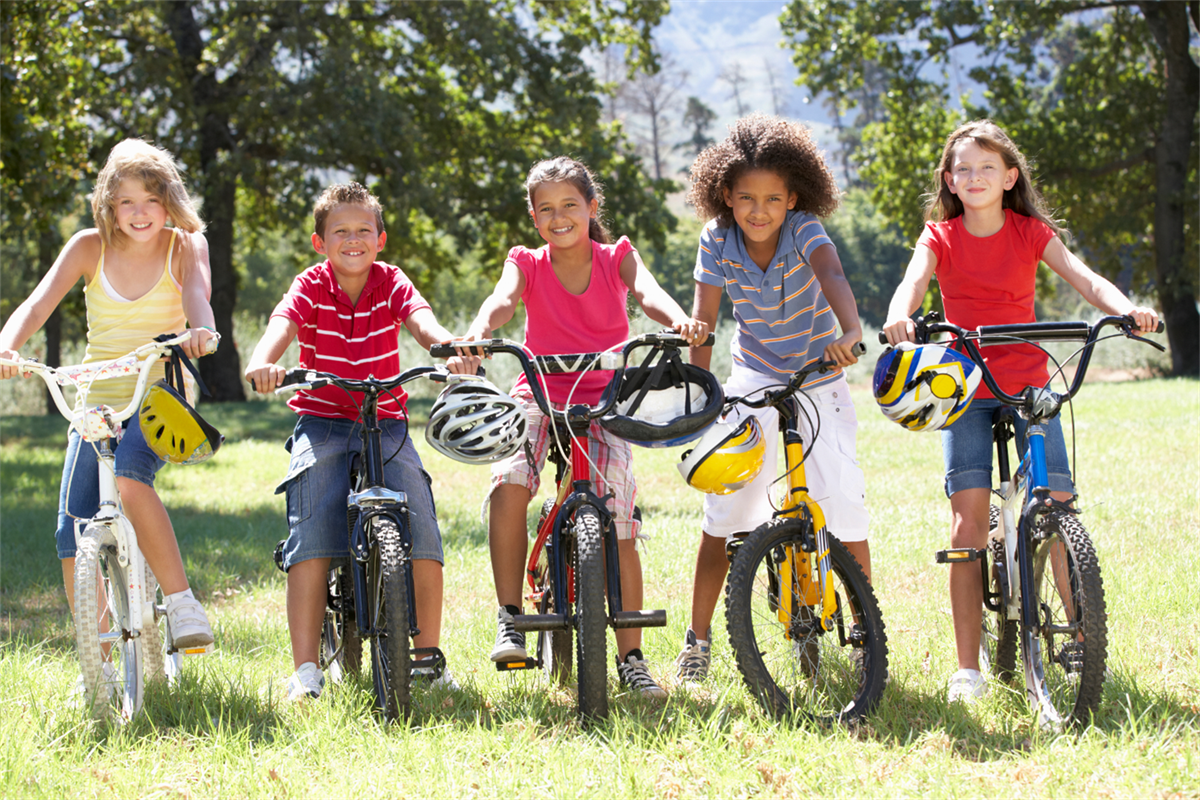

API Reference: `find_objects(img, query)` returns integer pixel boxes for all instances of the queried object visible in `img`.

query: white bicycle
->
[1,332,216,720]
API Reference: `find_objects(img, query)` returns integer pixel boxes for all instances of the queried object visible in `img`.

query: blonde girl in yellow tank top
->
[0,138,220,658]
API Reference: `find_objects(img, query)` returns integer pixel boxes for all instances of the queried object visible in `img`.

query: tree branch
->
[1044,147,1154,180]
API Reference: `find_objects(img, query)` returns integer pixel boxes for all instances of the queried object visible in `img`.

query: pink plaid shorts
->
[489,390,640,540]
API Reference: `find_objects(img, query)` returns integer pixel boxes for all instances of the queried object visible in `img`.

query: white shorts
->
[703,363,869,542]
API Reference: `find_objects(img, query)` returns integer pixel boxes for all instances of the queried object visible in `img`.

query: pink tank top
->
[511,237,634,404]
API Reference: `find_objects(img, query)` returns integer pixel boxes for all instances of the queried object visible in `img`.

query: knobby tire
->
[535,498,572,685]
[74,523,144,721]
[369,518,411,721]
[982,505,1018,683]
[572,504,608,721]
[725,518,887,724]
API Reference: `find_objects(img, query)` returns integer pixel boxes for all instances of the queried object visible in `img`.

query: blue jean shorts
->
[274,415,443,570]
[55,421,165,559]
[941,398,1075,498]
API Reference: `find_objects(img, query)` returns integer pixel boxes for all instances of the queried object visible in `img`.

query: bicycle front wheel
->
[725,518,887,724]
[572,504,608,721]
[1023,510,1106,728]
[74,523,144,720]
[368,518,411,721]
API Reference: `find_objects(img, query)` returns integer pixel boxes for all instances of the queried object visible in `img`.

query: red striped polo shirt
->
[271,260,431,420]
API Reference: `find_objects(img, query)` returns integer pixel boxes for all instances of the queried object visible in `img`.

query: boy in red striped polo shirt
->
[245,182,473,701]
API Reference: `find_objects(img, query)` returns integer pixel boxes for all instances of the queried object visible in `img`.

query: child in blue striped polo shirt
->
[675,114,871,684]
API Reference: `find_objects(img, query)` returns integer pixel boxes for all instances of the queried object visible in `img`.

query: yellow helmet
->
[139,380,223,465]
[677,415,764,494]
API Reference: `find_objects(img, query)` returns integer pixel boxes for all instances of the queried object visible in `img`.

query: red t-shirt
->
[510,237,634,405]
[917,210,1057,399]
[271,260,431,419]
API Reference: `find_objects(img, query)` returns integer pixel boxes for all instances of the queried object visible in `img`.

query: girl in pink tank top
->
[461,157,708,696]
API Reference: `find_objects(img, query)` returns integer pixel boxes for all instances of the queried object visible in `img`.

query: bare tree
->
[763,58,785,116]
[621,54,688,181]
[718,61,748,115]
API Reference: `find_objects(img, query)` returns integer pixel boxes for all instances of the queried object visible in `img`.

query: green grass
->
[1,378,1197,799]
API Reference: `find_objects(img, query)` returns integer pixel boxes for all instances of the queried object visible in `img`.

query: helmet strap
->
[154,334,213,398]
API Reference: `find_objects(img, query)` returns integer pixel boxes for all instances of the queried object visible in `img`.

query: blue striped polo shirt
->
[694,209,841,387]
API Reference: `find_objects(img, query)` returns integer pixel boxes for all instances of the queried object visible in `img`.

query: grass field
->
[1,373,1197,799]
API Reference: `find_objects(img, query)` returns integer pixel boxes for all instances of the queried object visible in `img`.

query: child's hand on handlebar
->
[245,362,287,394]
[824,331,864,367]
[882,316,917,346]
[0,348,27,380]
[1126,306,1159,334]
[673,317,710,346]
[444,334,483,375]
[182,327,220,360]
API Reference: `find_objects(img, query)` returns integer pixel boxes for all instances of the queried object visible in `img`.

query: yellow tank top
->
[82,229,188,409]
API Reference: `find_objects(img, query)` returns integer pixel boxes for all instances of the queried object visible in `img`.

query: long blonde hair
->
[925,120,1061,235]
[91,139,205,247]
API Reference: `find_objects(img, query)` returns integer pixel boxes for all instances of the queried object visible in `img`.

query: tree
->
[620,54,688,181]
[1,2,116,409]
[781,0,1199,375]
[674,96,718,170]
[20,0,671,400]
[718,61,749,116]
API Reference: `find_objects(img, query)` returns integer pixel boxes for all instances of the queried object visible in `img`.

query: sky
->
[618,1,841,183]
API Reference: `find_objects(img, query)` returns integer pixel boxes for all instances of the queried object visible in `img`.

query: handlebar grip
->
[852,341,866,356]
[1154,320,1165,334]
[430,343,456,359]
[700,332,715,347]
[878,331,888,345]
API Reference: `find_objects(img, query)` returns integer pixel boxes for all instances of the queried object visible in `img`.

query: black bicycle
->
[271,365,450,721]
[433,331,715,720]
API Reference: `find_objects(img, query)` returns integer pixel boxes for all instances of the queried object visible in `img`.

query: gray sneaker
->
[675,627,711,684]
[285,662,325,701]
[617,650,667,699]
[490,606,528,662]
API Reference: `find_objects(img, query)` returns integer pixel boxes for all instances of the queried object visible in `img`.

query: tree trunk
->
[39,226,61,414]
[198,163,245,401]
[1141,1,1200,376]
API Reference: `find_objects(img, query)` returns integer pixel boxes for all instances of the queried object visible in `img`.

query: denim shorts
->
[274,415,443,570]
[55,421,164,559]
[941,398,1075,498]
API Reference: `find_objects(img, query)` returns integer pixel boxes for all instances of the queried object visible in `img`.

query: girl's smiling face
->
[113,178,169,243]
[723,168,797,257]
[530,180,596,250]
[944,138,1018,213]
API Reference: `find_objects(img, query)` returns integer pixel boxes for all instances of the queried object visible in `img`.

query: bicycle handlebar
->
[727,341,867,410]
[0,331,217,429]
[429,330,714,423]
[877,313,1165,409]
[270,364,447,397]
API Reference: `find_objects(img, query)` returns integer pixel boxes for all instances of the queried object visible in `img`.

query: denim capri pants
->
[274,415,443,570]
[55,420,165,559]
[941,398,1075,498]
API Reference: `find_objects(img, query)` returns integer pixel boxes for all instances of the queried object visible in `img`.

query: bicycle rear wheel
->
[725,518,887,724]
[322,566,362,683]
[74,523,144,720]
[534,498,572,685]
[1023,510,1106,728]
[981,505,1018,683]
[368,518,411,721]
[572,504,608,721]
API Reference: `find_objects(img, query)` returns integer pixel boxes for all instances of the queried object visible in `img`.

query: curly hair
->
[313,181,385,239]
[687,114,840,227]
[925,119,1062,235]
[91,139,204,248]
[524,156,612,244]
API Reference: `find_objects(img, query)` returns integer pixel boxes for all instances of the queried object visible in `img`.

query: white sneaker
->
[285,662,325,701]
[490,606,528,662]
[166,595,214,649]
[947,668,987,705]
[414,656,461,692]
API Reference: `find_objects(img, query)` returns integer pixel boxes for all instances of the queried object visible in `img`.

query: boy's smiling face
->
[723,168,797,265]
[312,202,386,293]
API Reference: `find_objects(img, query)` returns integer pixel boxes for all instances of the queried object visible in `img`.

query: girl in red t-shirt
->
[882,120,1158,705]
[463,157,707,698]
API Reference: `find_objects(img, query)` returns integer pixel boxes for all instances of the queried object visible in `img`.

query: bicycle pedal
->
[935,548,986,564]
[495,658,538,672]
[174,643,214,657]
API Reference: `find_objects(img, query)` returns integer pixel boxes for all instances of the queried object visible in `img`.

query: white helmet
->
[873,342,981,432]
[425,375,528,464]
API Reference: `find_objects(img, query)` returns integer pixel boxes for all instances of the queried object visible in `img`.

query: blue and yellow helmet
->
[873,343,981,432]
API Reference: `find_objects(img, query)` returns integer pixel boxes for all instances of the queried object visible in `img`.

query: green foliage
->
[780,0,1198,369]
[822,188,911,327]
